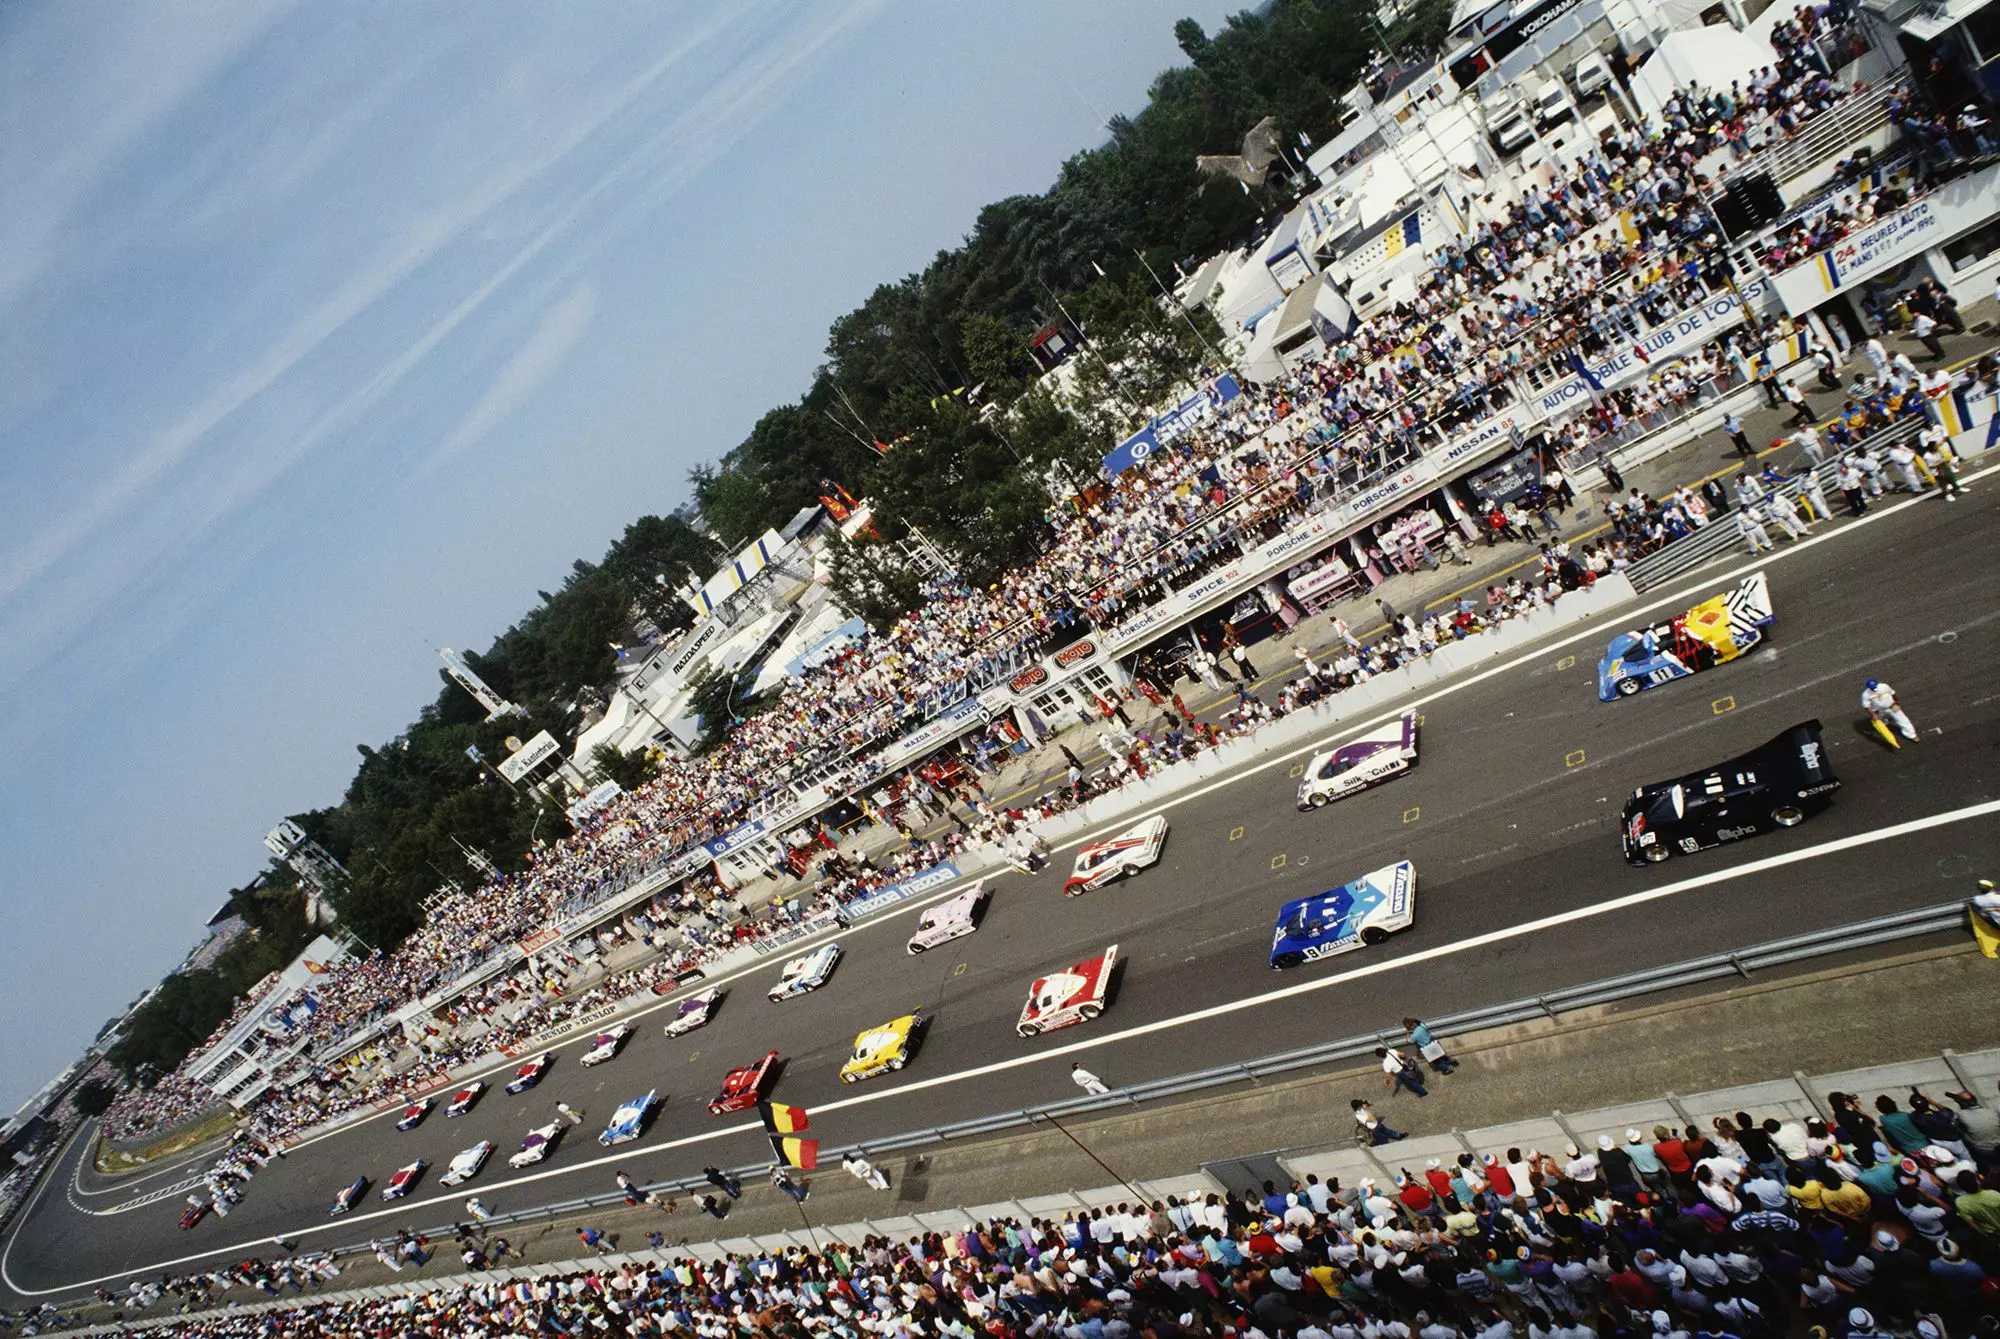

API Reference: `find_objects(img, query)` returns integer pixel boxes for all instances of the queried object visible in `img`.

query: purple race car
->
[1296,711,1418,810]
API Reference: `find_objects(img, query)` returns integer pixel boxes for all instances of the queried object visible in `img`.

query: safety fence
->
[1623,415,1926,593]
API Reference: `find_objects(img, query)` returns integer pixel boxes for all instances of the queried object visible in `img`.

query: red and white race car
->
[577,1024,631,1067]
[1063,816,1168,896]
[708,1050,780,1115]
[505,1052,553,1094]
[395,1097,432,1131]
[380,1160,425,1201]
[1016,944,1120,1037]
[445,1082,484,1117]
[906,883,988,954]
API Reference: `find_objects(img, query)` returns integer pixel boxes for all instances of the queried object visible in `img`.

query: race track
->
[10,482,1998,1297]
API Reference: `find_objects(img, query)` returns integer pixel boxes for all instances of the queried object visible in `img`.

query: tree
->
[590,743,657,791]
[825,533,929,632]
[73,1078,119,1118]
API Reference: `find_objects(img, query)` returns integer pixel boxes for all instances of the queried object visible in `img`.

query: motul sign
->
[1053,640,1097,668]
[1010,667,1048,693]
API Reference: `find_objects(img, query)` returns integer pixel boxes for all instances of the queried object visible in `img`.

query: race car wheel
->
[1309,792,1329,809]
[1360,926,1391,947]
[889,1056,905,1070]
[1017,1022,1041,1038]
[1615,678,1643,697]
[1642,843,1672,864]
[907,941,926,954]
[1274,951,1305,970]
[1078,1003,1102,1021]
[841,1074,855,1084]
[1772,806,1804,827]
[1122,864,1140,879]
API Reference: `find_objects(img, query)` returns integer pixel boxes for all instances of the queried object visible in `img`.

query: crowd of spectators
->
[94,16,1967,1158]
[42,1080,2000,1339]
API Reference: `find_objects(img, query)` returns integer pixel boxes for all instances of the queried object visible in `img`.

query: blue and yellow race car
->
[1597,572,1773,701]
[1269,862,1416,969]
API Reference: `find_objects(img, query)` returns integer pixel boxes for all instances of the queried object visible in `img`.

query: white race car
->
[663,987,722,1037]
[437,1141,494,1188]
[1016,944,1119,1037]
[1064,815,1168,896]
[577,1024,632,1067]
[1296,711,1418,810]
[509,1121,565,1168]
[767,943,842,1001]
[906,884,988,954]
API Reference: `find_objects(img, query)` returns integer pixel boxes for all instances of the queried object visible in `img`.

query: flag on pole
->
[1566,350,1606,395]
[759,1100,817,1168]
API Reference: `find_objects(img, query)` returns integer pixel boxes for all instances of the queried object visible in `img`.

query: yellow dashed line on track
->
[1712,695,1736,714]
[1565,749,1587,768]
[1403,807,1421,824]
[1288,762,1305,778]
[1229,826,1245,842]
[1270,853,1288,870]
[1556,655,1576,671]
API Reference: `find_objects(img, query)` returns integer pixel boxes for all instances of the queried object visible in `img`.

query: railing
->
[1725,75,1904,188]
[1622,416,1925,593]
[306,899,1969,1253]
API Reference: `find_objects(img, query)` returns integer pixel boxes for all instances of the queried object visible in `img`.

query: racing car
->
[663,986,723,1037]
[178,1200,209,1230]
[1621,719,1840,866]
[380,1160,426,1200]
[906,885,988,954]
[445,1081,484,1117]
[504,1052,553,1094]
[577,1024,632,1067]
[330,1176,369,1215]
[395,1097,432,1131]
[1016,945,1119,1037]
[1296,711,1418,810]
[708,1050,781,1115]
[1269,861,1417,969]
[509,1121,565,1168]
[767,943,842,1001]
[437,1141,495,1188]
[599,1091,661,1146]
[1064,816,1169,896]
[1598,571,1774,701]
[839,1012,926,1083]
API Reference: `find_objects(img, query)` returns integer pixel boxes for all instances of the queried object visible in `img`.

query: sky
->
[0,2,1247,1111]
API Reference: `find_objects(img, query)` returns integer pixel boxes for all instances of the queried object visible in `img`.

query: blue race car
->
[1269,861,1416,969]
[599,1090,659,1146]
[1597,572,1773,701]
[330,1176,369,1215]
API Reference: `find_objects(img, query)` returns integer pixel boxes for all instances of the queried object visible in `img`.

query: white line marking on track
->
[12,798,1996,1296]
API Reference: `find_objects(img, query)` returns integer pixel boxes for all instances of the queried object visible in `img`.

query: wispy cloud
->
[0,3,893,713]
[418,282,598,478]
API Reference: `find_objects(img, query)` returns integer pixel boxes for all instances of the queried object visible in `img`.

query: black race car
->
[1621,720,1840,866]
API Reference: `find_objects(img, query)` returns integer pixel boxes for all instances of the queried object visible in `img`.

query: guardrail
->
[336,899,1970,1247]
[42,900,1973,1325]
[1622,417,1925,593]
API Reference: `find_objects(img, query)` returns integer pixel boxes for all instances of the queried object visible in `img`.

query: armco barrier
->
[272,899,1969,1260]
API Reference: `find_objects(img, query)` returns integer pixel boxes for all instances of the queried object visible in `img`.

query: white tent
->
[1629,26,1775,126]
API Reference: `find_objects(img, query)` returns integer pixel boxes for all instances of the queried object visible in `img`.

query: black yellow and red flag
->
[758,1100,817,1170]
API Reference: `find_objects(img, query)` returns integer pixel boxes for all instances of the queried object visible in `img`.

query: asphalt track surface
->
[11,482,1999,1298]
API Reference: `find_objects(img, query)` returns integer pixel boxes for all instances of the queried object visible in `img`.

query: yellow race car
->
[838,1011,926,1084]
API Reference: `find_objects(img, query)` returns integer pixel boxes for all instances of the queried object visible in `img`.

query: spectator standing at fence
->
[1839,460,1871,515]
[1377,1045,1429,1097]
[1854,443,1887,496]
[770,1165,809,1204]
[1795,465,1833,522]
[1922,433,1964,501]
[1793,421,1825,466]
[1404,1017,1458,1075]
[1736,503,1777,555]
[841,1153,891,1190]
[1071,1063,1110,1096]
[1353,1098,1406,1144]
[1767,489,1808,540]
[1886,440,1926,493]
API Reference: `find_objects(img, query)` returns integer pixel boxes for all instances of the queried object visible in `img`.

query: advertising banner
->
[841,862,962,922]
[498,731,561,783]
